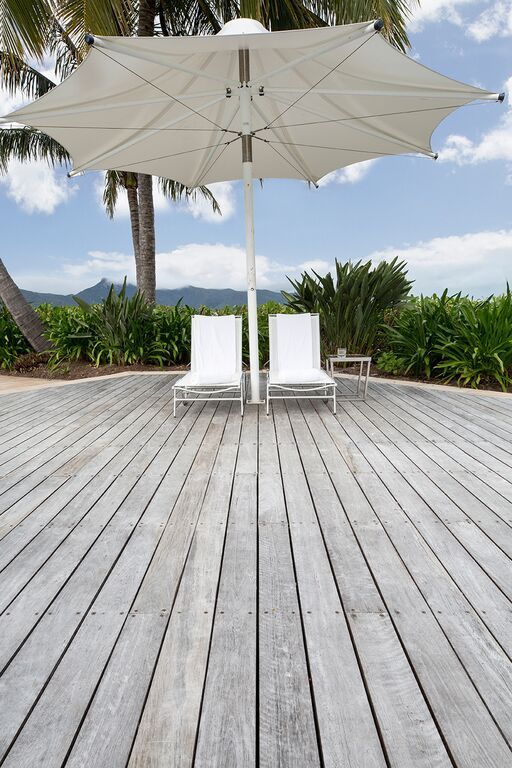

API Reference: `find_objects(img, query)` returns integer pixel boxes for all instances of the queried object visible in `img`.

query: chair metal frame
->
[266,313,336,415]
[173,315,245,416]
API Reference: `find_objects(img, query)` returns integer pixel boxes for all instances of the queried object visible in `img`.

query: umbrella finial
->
[374,19,384,31]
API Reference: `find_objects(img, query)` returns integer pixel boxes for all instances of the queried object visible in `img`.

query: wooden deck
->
[0,373,511,768]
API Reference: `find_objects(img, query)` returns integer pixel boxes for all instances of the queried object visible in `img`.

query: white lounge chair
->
[266,313,336,415]
[173,315,245,416]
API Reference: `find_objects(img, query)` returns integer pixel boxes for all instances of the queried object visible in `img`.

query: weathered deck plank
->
[193,407,258,768]
[0,374,510,768]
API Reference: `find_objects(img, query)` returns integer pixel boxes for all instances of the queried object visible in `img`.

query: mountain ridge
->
[20,279,285,309]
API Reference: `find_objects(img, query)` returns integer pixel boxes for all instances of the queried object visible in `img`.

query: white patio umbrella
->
[3,18,503,402]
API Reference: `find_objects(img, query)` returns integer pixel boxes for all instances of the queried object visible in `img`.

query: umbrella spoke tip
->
[498,92,506,103]
[373,19,385,32]
[85,33,95,46]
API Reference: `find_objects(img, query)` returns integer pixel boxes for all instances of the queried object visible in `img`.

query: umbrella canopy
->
[3,18,503,401]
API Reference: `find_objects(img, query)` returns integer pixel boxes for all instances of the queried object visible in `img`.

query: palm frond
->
[0,50,55,98]
[48,0,136,80]
[158,177,221,215]
[0,126,70,173]
[305,0,417,50]
[56,0,134,41]
[0,0,52,59]
[102,170,122,219]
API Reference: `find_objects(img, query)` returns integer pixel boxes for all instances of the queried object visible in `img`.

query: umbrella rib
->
[94,45,229,133]
[253,102,484,132]
[31,125,234,132]
[91,36,234,86]
[193,140,234,188]
[262,139,397,157]
[264,92,436,157]
[106,139,238,171]
[259,25,374,83]
[253,135,316,184]
[264,87,489,99]
[70,95,228,175]
[264,32,378,130]
[249,88,318,184]
[190,54,241,188]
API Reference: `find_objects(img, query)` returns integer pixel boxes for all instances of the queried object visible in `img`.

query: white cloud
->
[184,181,235,222]
[438,76,512,169]
[0,159,77,214]
[318,159,377,187]
[407,0,512,40]
[14,243,331,294]
[467,0,512,40]
[0,68,76,215]
[369,229,512,296]
[408,0,480,31]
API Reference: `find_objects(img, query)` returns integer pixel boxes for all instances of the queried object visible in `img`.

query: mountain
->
[21,279,285,309]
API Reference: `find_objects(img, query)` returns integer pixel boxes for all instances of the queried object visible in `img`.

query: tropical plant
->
[72,279,169,366]
[283,257,411,356]
[384,290,459,378]
[0,304,30,367]
[376,350,406,375]
[435,290,512,391]
[44,304,92,367]
[154,300,194,363]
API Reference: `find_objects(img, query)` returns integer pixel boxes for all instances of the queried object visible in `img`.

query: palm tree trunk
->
[136,0,157,304]
[136,173,156,302]
[0,258,50,352]
[126,186,141,263]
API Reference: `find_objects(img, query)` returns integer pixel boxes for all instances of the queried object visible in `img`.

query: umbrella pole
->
[239,49,262,404]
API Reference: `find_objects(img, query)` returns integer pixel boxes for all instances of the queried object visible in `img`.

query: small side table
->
[327,355,372,400]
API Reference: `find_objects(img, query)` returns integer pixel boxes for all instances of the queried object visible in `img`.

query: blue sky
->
[0,0,511,298]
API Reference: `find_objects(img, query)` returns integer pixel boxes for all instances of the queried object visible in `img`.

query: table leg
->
[364,361,370,399]
[357,360,363,396]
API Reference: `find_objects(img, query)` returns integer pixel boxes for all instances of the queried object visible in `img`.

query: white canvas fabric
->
[177,370,241,387]
[270,368,333,385]
[270,313,330,384]
[3,21,500,186]
[274,312,313,374]
[189,314,239,384]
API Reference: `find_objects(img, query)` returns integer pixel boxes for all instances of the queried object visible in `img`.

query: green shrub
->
[376,351,407,376]
[435,291,512,391]
[72,280,168,367]
[0,306,30,369]
[283,257,411,356]
[44,305,92,367]
[384,291,459,378]
[382,289,512,390]
[154,301,193,364]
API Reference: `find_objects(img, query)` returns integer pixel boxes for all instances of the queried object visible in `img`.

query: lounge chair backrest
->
[269,313,321,374]
[191,315,242,377]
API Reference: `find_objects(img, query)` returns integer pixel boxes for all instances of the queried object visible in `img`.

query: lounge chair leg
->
[333,388,337,415]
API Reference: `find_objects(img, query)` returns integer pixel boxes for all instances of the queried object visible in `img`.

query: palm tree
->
[0,0,130,349]
[0,0,219,343]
